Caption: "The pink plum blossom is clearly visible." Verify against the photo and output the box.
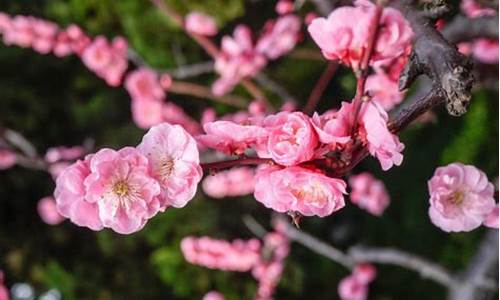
[37,196,65,225]
[256,15,301,60]
[428,163,496,232]
[125,68,165,102]
[202,291,225,300]
[352,263,377,284]
[472,39,499,64]
[275,0,295,15]
[311,104,351,150]
[197,121,268,155]
[137,123,202,208]
[202,167,255,198]
[54,156,103,231]
[357,101,404,170]
[180,236,261,272]
[461,0,496,18]
[0,149,16,170]
[483,205,499,229]
[213,25,267,95]
[259,111,317,166]
[349,172,390,216]
[0,271,8,300]
[184,12,218,37]
[161,102,202,136]
[83,147,161,234]
[48,162,71,179]
[131,98,164,129]
[254,166,346,217]
[45,146,85,163]
[308,0,413,70]
[338,275,368,300]
[365,72,404,111]
[81,36,128,86]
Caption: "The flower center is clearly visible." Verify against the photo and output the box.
[113,180,130,198]
[450,190,464,205]
[292,182,327,206]
[155,156,175,181]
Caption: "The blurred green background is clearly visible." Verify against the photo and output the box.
[0,0,498,299]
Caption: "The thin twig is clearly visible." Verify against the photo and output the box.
[169,81,248,108]
[303,62,338,115]
[255,73,297,105]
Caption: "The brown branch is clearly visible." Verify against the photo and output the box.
[200,157,273,173]
[303,62,338,115]
[169,81,248,108]
[392,0,474,116]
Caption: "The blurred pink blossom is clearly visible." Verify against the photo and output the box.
[256,15,301,60]
[37,196,65,225]
[137,123,202,208]
[254,165,346,217]
[365,72,404,111]
[338,274,368,300]
[125,68,165,102]
[202,291,225,300]
[0,149,16,170]
[45,146,85,163]
[428,163,496,232]
[275,0,295,15]
[202,167,255,198]
[131,98,164,129]
[349,172,390,216]
[460,0,496,18]
[185,12,218,36]
[181,236,261,271]
[471,38,499,64]
[0,271,8,300]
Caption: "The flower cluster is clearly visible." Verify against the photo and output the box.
[202,167,256,198]
[200,103,403,217]
[213,15,301,95]
[428,163,498,232]
[457,0,498,64]
[338,264,377,300]
[308,0,413,70]
[181,237,262,272]
[349,172,390,216]
[181,222,290,300]
[54,123,202,234]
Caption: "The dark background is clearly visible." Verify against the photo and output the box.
[0,0,498,299]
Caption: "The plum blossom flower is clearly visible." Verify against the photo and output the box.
[349,173,390,216]
[338,264,376,300]
[213,25,267,95]
[137,123,202,208]
[471,39,499,64]
[125,68,165,102]
[256,15,301,60]
[197,121,268,155]
[0,149,16,170]
[254,166,346,217]
[0,271,8,300]
[275,0,295,15]
[54,156,103,231]
[259,111,317,166]
[308,0,413,70]
[185,12,218,36]
[461,0,496,18]
[37,196,65,225]
[202,167,255,198]
[45,146,85,164]
[357,101,404,170]
[202,291,225,300]
[81,36,128,86]
[180,236,261,272]
[83,147,161,234]
[483,205,499,229]
[131,98,164,129]
[428,163,496,232]
[311,104,351,150]
[338,275,368,300]
[365,72,404,111]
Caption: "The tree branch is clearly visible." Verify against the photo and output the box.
[303,62,338,115]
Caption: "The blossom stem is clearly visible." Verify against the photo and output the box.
[200,157,272,172]
[149,0,272,108]
[303,62,339,115]
[350,4,384,131]
[169,81,248,108]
